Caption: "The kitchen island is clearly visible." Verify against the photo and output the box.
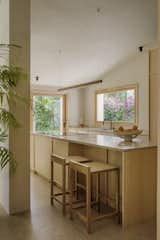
[31,133,157,227]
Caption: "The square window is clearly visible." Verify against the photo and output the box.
[96,84,137,124]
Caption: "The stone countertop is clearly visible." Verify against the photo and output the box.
[36,132,156,152]
[68,126,149,136]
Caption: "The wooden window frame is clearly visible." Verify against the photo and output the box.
[95,83,138,127]
[30,92,68,133]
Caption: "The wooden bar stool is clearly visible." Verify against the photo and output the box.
[69,160,120,233]
[50,154,90,215]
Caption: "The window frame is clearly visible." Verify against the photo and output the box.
[95,83,138,126]
[30,92,68,134]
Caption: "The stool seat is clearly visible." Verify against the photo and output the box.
[83,161,118,173]
[66,155,90,164]
[51,154,90,164]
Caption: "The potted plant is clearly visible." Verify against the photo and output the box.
[0,44,25,170]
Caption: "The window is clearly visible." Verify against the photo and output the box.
[33,95,64,134]
[96,84,137,123]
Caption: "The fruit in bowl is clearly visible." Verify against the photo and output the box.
[114,125,143,142]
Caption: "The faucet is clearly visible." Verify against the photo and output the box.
[110,120,114,130]
[102,121,114,130]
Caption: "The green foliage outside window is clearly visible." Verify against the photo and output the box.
[34,96,61,133]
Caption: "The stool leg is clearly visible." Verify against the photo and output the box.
[117,169,121,224]
[75,170,78,200]
[106,171,109,205]
[96,173,98,203]
[86,172,91,233]
[69,167,74,220]
[50,157,54,205]
[62,163,66,215]
[98,173,100,212]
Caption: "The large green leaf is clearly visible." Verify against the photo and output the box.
[0,147,16,170]
[0,129,7,143]
[0,44,21,49]
[0,108,20,128]
[0,65,22,87]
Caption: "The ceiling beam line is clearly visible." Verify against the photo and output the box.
[58,80,103,91]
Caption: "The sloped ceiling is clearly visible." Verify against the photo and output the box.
[31,0,157,87]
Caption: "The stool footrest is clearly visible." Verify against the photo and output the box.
[91,211,118,222]
[51,196,86,207]
[76,183,86,190]
[54,192,70,196]
[53,196,70,206]
[75,208,118,223]
[73,200,98,209]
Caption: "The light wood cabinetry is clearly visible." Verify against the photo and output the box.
[31,134,52,181]
[122,148,156,226]
[149,50,160,144]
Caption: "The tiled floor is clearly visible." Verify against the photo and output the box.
[0,174,156,240]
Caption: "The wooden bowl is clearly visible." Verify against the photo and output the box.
[114,129,143,142]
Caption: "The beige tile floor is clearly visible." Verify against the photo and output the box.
[0,174,156,240]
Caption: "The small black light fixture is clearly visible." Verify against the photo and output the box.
[35,76,39,82]
[138,46,143,52]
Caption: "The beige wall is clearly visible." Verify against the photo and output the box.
[0,0,9,43]
[149,50,159,144]
[8,0,30,214]
[67,88,84,126]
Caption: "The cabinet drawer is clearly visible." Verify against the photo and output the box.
[52,139,69,157]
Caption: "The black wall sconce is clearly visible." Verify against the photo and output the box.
[35,76,39,82]
[138,46,143,52]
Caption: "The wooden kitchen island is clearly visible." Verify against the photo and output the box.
[31,133,157,228]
